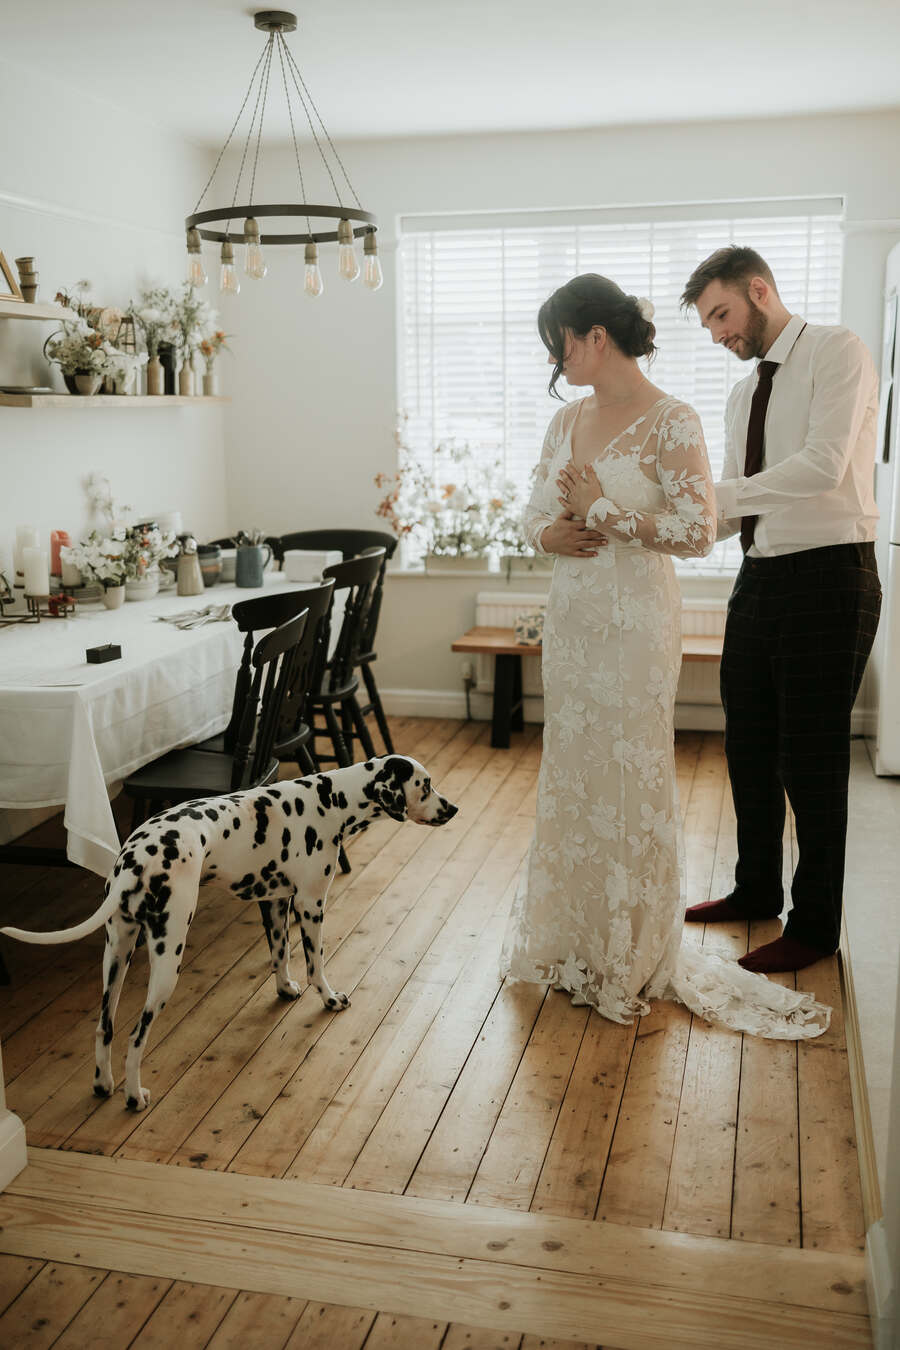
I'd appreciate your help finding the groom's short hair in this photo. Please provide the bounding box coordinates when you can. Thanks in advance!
[680,246,778,311]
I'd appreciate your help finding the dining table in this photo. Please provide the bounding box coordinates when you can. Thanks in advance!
[0,572,338,878]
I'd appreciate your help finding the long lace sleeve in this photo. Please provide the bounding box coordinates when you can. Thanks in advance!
[584,402,717,559]
[523,407,569,554]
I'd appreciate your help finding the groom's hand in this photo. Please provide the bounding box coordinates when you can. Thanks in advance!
[540,510,608,557]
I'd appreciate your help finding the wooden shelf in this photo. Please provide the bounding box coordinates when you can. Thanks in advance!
[0,392,229,408]
[0,298,69,322]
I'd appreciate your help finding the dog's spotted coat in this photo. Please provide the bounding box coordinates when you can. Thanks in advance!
[1,756,457,1110]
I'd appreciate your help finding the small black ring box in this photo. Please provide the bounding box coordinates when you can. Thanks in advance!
[86,644,122,664]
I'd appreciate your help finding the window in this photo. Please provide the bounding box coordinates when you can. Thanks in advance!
[398,200,844,573]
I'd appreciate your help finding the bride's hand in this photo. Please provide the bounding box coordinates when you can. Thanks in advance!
[556,459,603,521]
[540,510,608,557]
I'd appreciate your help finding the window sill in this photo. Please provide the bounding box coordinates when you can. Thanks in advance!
[387,564,736,599]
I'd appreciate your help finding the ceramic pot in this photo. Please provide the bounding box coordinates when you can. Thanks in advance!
[102,584,125,610]
[202,368,218,396]
[219,548,236,581]
[197,543,222,587]
[178,363,193,397]
[124,571,160,602]
[146,357,163,396]
[235,543,272,587]
[73,372,103,396]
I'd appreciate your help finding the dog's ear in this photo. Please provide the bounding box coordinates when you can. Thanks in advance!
[363,757,411,822]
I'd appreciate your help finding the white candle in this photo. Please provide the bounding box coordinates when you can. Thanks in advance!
[60,558,82,587]
[14,525,39,575]
[23,546,50,596]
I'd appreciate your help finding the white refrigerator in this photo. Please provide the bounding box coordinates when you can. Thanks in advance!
[870,240,900,774]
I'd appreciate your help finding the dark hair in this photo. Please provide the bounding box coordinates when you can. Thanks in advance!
[538,273,656,398]
[680,245,778,312]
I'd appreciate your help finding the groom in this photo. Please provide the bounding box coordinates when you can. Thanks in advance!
[680,246,881,973]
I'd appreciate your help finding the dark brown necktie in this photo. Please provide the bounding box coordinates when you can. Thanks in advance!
[740,359,779,554]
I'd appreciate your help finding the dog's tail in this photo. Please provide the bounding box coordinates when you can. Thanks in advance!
[0,880,122,945]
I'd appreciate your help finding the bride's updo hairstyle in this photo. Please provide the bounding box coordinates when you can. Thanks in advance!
[538,273,657,398]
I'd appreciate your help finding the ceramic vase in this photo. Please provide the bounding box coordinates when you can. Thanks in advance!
[197,543,222,587]
[178,363,193,397]
[102,584,125,610]
[124,570,160,602]
[158,342,177,395]
[202,366,218,396]
[146,357,163,396]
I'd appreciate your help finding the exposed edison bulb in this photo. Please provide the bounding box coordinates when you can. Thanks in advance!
[243,216,267,279]
[187,254,208,286]
[219,239,240,295]
[363,231,383,291]
[185,227,207,286]
[337,218,360,282]
[304,241,324,298]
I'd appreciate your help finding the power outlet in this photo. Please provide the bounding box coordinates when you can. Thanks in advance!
[461,659,474,681]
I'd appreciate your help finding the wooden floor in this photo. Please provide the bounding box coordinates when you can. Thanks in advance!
[0,718,871,1349]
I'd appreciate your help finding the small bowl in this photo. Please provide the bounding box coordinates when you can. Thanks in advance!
[219,548,236,582]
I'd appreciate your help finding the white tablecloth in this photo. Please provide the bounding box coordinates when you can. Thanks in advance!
[0,573,329,876]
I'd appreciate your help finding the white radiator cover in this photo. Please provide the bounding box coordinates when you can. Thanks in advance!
[474,591,727,712]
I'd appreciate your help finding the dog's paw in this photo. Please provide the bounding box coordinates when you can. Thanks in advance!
[125,1087,151,1111]
[93,1066,114,1097]
[325,991,350,1010]
[277,979,302,1000]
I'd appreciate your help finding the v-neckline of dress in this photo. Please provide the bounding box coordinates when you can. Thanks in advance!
[565,394,672,470]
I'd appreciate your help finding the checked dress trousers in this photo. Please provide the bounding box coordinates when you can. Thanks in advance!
[720,360,881,953]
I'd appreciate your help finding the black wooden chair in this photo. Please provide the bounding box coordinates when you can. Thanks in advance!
[308,550,385,769]
[273,529,397,754]
[193,582,335,772]
[121,609,309,831]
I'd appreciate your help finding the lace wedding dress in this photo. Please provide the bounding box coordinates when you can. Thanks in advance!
[499,395,830,1039]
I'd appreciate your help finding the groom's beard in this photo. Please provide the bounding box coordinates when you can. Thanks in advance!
[732,299,769,361]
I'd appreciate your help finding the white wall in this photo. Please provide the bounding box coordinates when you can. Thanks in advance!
[0,55,230,581]
[217,109,900,700]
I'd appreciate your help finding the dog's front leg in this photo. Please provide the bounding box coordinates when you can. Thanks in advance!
[297,866,349,1012]
[271,896,301,1000]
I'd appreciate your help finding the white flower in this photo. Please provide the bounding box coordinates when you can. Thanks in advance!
[636,297,655,321]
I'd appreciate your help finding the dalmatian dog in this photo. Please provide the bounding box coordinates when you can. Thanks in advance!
[1,755,457,1111]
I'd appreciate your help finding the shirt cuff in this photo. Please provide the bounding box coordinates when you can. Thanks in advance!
[715,480,739,521]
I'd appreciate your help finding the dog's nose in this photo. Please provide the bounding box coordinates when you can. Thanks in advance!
[439,800,458,820]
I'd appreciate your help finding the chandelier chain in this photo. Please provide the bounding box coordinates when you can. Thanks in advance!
[226,33,275,236]
[279,33,345,209]
[275,35,313,239]
[249,33,276,209]
[190,40,270,216]
[281,36,363,210]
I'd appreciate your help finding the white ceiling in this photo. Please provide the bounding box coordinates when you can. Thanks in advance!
[6,0,900,144]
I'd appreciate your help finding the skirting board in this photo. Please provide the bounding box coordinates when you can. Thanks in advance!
[0,1110,27,1192]
[839,930,896,1350]
[381,689,874,738]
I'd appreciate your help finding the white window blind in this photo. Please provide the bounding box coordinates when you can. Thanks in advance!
[398,200,844,573]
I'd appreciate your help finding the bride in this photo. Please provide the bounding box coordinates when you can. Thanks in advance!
[499,273,829,1039]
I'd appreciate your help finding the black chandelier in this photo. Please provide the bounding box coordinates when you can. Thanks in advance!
[184,9,380,299]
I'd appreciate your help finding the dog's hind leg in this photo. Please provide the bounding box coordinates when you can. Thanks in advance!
[297,889,349,1012]
[123,899,192,1111]
[93,910,139,1098]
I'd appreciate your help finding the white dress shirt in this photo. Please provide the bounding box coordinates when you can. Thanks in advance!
[716,314,880,556]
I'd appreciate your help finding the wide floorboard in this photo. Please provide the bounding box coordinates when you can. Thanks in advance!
[0,718,870,1348]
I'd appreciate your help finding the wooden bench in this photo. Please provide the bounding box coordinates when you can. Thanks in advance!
[451,626,724,748]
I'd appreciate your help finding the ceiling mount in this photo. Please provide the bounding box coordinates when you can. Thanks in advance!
[253,10,297,33]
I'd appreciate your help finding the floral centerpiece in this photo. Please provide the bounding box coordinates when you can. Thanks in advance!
[60,530,129,590]
[47,282,145,395]
[375,418,525,569]
[121,522,179,599]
